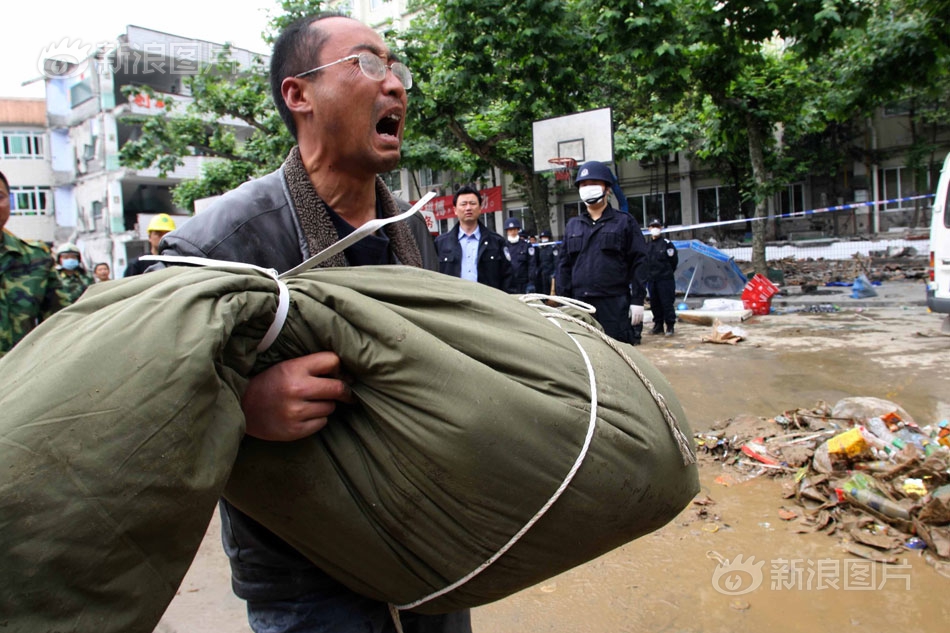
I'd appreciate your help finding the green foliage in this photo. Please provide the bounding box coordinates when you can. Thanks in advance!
[118,0,950,237]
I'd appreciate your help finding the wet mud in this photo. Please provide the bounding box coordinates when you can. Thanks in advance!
[158,305,950,633]
[473,306,950,633]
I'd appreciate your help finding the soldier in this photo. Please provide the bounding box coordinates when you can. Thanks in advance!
[54,243,94,306]
[503,216,538,294]
[0,170,64,358]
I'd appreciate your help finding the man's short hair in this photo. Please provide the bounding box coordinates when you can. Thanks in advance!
[270,12,347,140]
[0,170,8,191]
[453,184,482,207]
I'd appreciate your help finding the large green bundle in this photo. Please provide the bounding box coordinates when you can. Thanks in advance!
[0,264,698,632]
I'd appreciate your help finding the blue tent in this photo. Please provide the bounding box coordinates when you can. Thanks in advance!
[671,240,748,297]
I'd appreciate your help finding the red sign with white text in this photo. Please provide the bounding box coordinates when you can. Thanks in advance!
[412,186,503,221]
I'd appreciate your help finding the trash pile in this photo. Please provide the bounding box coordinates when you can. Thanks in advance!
[763,254,927,287]
[695,397,950,575]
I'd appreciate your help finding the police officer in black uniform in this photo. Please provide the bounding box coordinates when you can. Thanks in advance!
[556,160,648,344]
[644,218,679,336]
[503,217,538,294]
[536,229,559,295]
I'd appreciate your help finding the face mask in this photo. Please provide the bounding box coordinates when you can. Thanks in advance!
[507,235,520,243]
[578,185,606,205]
[62,258,80,270]
[650,228,662,237]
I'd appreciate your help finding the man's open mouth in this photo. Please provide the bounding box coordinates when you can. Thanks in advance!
[376,113,401,137]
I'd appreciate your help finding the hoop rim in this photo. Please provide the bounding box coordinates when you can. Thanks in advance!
[547,157,578,168]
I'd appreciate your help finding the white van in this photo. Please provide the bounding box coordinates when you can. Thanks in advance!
[928,151,950,328]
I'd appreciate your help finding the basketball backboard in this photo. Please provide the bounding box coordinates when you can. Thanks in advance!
[532,107,613,173]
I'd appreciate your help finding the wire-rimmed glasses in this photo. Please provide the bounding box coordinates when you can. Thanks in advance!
[294,51,412,90]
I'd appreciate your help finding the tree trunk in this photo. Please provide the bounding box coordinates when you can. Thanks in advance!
[746,112,769,275]
[524,172,551,233]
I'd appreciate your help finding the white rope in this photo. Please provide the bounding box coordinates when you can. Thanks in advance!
[141,254,290,353]
[394,295,696,612]
[278,192,436,279]
[394,314,600,612]
[539,309,696,466]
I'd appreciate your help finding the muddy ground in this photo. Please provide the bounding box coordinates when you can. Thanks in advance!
[157,299,950,633]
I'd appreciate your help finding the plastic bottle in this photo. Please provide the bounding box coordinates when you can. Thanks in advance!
[844,487,910,520]
[865,417,897,444]
[896,427,927,450]
[846,472,876,491]
[853,460,893,473]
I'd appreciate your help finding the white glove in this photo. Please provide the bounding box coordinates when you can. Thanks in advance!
[628,304,644,326]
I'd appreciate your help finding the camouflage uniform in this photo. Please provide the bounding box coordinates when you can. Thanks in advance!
[1,230,65,358]
[56,267,94,306]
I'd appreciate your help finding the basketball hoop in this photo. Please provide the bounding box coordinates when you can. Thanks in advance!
[548,157,577,182]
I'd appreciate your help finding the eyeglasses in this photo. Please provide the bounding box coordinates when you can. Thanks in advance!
[295,51,413,90]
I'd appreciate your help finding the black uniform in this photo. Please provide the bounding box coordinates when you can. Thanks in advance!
[434,222,513,291]
[536,240,559,294]
[556,204,647,344]
[643,236,679,333]
[506,237,539,294]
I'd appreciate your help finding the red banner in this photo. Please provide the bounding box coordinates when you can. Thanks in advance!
[413,186,502,221]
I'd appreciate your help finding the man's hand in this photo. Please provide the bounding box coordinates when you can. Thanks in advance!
[241,352,353,442]
[629,304,644,326]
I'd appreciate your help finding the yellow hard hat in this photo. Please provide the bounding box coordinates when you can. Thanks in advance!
[146,213,176,233]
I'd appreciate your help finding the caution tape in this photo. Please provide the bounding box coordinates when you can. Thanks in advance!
[658,193,935,235]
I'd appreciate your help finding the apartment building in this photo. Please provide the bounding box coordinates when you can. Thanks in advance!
[0,98,56,243]
[42,25,264,274]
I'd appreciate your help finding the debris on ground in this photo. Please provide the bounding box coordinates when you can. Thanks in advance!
[753,254,929,288]
[701,319,747,345]
[694,396,950,572]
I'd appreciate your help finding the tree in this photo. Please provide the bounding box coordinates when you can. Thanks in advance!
[400,0,602,231]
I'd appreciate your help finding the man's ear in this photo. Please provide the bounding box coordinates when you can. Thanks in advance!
[281,77,314,115]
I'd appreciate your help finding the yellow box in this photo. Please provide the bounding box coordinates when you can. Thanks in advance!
[827,428,868,457]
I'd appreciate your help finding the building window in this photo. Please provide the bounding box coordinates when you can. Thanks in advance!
[697,185,749,224]
[506,206,531,233]
[419,167,440,189]
[380,170,401,194]
[70,79,95,108]
[878,166,917,210]
[627,191,682,226]
[2,130,45,159]
[779,183,806,215]
[10,186,53,216]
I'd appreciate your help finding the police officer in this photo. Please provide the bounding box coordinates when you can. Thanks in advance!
[644,218,679,336]
[556,160,647,344]
[503,217,538,294]
[536,229,558,295]
[434,184,512,291]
